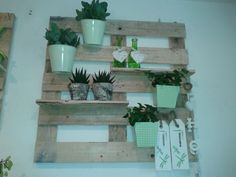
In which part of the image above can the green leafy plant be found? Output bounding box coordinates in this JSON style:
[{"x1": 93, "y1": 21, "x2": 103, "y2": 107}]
[
  {"x1": 76, "y1": 0, "x2": 110, "y2": 21},
  {"x1": 146, "y1": 68, "x2": 189, "y2": 87},
  {"x1": 69, "y1": 68, "x2": 90, "y2": 84},
  {"x1": 45, "y1": 23, "x2": 80, "y2": 47},
  {"x1": 0, "y1": 156, "x2": 13, "y2": 177},
  {"x1": 92, "y1": 71, "x2": 115, "y2": 84},
  {"x1": 123, "y1": 103, "x2": 159, "y2": 126},
  {"x1": 0, "y1": 51, "x2": 7, "y2": 61}
]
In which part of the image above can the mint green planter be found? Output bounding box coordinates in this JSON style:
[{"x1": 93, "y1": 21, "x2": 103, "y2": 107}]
[
  {"x1": 156, "y1": 85, "x2": 180, "y2": 108},
  {"x1": 134, "y1": 122, "x2": 158, "y2": 147},
  {"x1": 81, "y1": 19, "x2": 106, "y2": 45},
  {"x1": 48, "y1": 45, "x2": 76, "y2": 73}
]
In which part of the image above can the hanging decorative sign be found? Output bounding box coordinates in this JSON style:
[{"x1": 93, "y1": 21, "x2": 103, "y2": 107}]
[
  {"x1": 189, "y1": 140, "x2": 199, "y2": 155},
  {"x1": 169, "y1": 119, "x2": 189, "y2": 170},
  {"x1": 112, "y1": 48, "x2": 128, "y2": 63},
  {"x1": 130, "y1": 50, "x2": 144, "y2": 64},
  {"x1": 155, "y1": 120, "x2": 171, "y2": 171}
]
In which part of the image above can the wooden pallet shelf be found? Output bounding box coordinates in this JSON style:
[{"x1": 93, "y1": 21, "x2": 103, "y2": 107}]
[{"x1": 35, "y1": 17, "x2": 197, "y2": 163}]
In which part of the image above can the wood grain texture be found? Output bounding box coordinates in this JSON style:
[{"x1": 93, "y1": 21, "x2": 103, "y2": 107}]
[
  {"x1": 50, "y1": 17, "x2": 186, "y2": 38},
  {"x1": 109, "y1": 125, "x2": 127, "y2": 142},
  {"x1": 34, "y1": 142, "x2": 155, "y2": 163},
  {"x1": 45, "y1": 45, "x2": 188, "y2": 65},
  {"x1": 0, "y1": 13, "x2": 15, "y2": 28}
]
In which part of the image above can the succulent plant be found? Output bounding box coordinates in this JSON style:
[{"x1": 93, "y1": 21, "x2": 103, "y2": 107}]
[
  {"x1": 69, "y1": 68, "x2": 90, "y2": 84},
  {"x1": 76, "y1": 0, "x2": 110, "y2": 21},
  {"x1": 123, "y1": 103, "x2": 159, "y2": 126},
  {"x1": 146, "y1": 68, "x2": 189, "y2": 87},
  {"x1": 45, "y1": 23, "x2": 80, "y2": 47},
  {"x1": 92, "y1": 71, "x2": 115, "y2": 84}
]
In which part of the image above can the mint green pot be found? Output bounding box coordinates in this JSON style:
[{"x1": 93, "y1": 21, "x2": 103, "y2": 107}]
[
  {"x1": 156, "y1": 85, "x2": 180, "y2": 108},
  {"x1": 134, "y1": 122, "x2": 158, "y2": 147},
  {"x1": 81, "y1": 19, "x2": 106, "y2": 45},
  {"x1": 48, "y1": 45, "x2": 76, "y2": 73}
]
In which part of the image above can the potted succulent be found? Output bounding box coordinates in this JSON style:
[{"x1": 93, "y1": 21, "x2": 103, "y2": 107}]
[
  {"x1": 146, "y1": 68, "x2": 189, "y2": 108},
  {"x1": 92, "y1": 71, "x2": 115, "y2": 101},
  {"x1": 45, "y1": 23, "x2": 80, "y2": 72},
  {"x1": 0, "y1": 156, "x2": 13, "y2": 177},
  {"x1": 75, "y1": 0, "x2": 110, "y2": 45},
  {"x1": 68, "y1": 68, "x2": 90, "y2": 100},
  {"x1": 123, "y1": 103, "x2": 159, "y2": 147}
]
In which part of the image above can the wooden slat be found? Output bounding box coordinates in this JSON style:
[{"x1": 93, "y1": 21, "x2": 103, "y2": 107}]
[
  {"x1": 109, "y1": 125, "x2": 127, "y2": 142},
  {"x1": 34, "y1": 142, "x2": 155, "y2": 163},
  {"x1": 36, "y1": 99, "x2": 128, "y2": 105},
  {"x1": 169, "y1": 37, "x2": 185, "y2": 49},
  {"x1": 51, "y1": 17, "x2": 186, "y2": 38},
  {"x1": 46, "y1": 46, "x2": 188, "y2": 65},
  {"x1": 0, "y1": 13, "x2": 15, "y2": 28},
  {"x1": 0, "y1": 77, "x2": 5, "y2": 90},
  {"x1": 0, "y1": 29, "x2": 13, "y2": 57},
  {"x1": 39, "y1": 115, "x2": 128, "y2": 125},
  {"x1": 36, "y1": 126, "x2": 57, "y2": 142}
]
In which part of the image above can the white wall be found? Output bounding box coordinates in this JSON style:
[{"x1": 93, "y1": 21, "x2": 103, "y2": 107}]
[{"x1": 0, "y1": 0, "x2": 236, "y2": 177}]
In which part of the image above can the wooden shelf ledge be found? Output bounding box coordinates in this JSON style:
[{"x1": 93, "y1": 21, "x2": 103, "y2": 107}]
[
  {"x1": 36, "y1": 99, "x2": 129, "y2": 106},
  {"x1": 111, "y1": 67, "x2": 195, "y2": 75}
]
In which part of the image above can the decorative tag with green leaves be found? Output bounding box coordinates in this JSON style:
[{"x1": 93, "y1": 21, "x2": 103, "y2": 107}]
[
  {"x1": 155, "y1": 121, "x2": 171, "y2": 171},
  {"x1": 169, "y1": 119, "x2": 189, "y2": 170}
]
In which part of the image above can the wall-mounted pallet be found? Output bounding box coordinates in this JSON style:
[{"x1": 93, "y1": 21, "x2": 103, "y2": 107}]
[
  {"x1": 34, "y1": 17, "x2": 197, "y2": 163},
  {"x1": 0, "y1": 13, "x2": 15, "y2": 110}
]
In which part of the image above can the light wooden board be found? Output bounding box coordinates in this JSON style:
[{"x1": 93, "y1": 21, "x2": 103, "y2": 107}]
[
  {"x1": 35, "y1": 142, "x2": 155, "y2": 163},
  {"x1": 0, "y1": 13, "x2": 15, "y2": 28},
  {"x1": 46, "y1": 46, "x2": 188, "y2": 65},
  {"x1": 50, "y1": 17, "x2": 186, "y2": 38}
]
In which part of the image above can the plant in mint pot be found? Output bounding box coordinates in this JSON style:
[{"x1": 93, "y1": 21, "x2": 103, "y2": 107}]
[
  {"x1": 92, "y1": 71, "x2": 115, "y2": 101},
  {"x1": 75, "y1": 0, "x2": 110, "y2": 45},
  {"x1": 146, "y1": 68, "x2": 189, "y2": 108},
  {"x1": 68, "y1": 68, "x2": 90, "y2": 100},
  {"x1": 45, "y1": 23, "x2": 80, "y2": 72},
  {"x1": 123, "y1": 103, "x2": 159, "y2": 147}
]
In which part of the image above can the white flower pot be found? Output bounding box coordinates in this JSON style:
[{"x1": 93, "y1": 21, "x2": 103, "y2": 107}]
[
  {"x1": 81, "y1": 19, "x2": 106, "y2": 45},
  {"x1": 48, "y1": 45, "x2": 76, "y2": 73}
]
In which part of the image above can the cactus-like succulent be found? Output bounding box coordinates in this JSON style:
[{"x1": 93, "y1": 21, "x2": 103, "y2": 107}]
[
  {"x1": 76, "y1": 0, "x2": 110, "y2": 21},
  {"x1": 45, "y1": 23, "x2": 80, "y2": 47},
  {"x1": 69, "y1": 68, "x2": 90, "y2": 84},
  {"x1": 92, "y1": 71, "x2": 115, "y2": 84}
]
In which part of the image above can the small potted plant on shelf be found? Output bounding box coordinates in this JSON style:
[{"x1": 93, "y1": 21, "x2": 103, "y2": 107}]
[
  {"x1": 123, "y1": 103, "x2": 159, "y2": 147},
  {"x1": 0, "y1": 156, "x2": 13, "y2": 177},
  {"x1": 45, "y1": 23, "x2": 80, "y2": 73},
  {"x1": 146, "y1": 68, "x2": 189, "y2": 108},
  {"x1": 75, "y1": 0, "x2": 110, "y2": 45},
  {"x1": 68, "y1": 68, "x2": 90, "y2": 100},
  {"x1": 92, "y1": 71, "x2": 115, "y2": 101}
]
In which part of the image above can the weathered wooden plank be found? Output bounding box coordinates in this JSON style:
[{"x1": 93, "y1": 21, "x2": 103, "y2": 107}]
[
  {"x1": 36, "y1": 126, "x2": 57, "y2": 142},
  {"x1": 50, "y1": 17, "x2": 186, "y2": 38},
  {"x1": 0, "y1": 77, "x2": 5, "y2": 90},
  {"x1": 39, "y1": 115, "x2": 128, "y2": 125},
  {"x1": 46, "y1": 46, "x2": 188, "y2": 65},
  {"x1": 0, "y1": 29, "x2": 13, "y2": 57},
  {"x1": 37, "y1": 101, "x2": 128, "y2": 120},
  {"x1": 34, "y1": 142, "x2": 155, "y2": 163},
  {"x1": 0, "y1": 13, "x2": 15, "y2": 28},
  {"x1": 36, "y1": 99, "x2": 128, "y2": 105},
  {"x1": 42, "y1": 92, "x2": 61, "y2": 99},
  {"x1": 112, "y1": 93, "x2": 127, "y2": 101},
  {"x1": 169, "y1": 37, "x2": 185, "y2": 49},
  {"x1": 109, "y1": 125, "x2": 127, "y2": 142}
]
